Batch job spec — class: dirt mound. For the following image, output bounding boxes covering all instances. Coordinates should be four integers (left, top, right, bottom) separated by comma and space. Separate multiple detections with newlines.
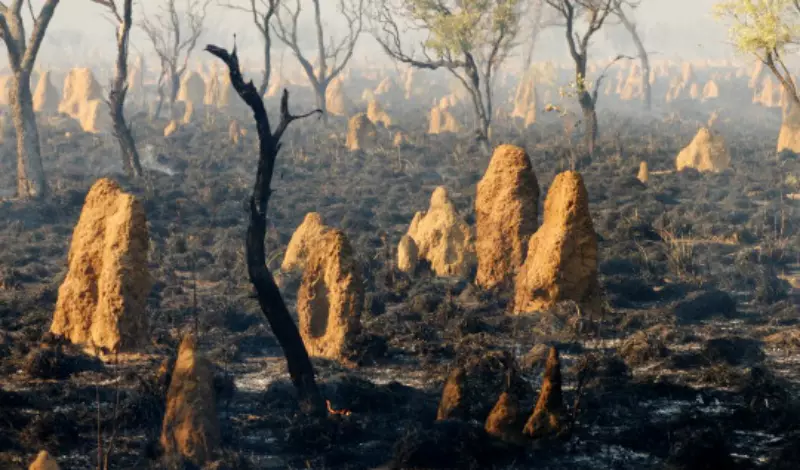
58, 68, 103, 118
28, 450, 59, 470
281, 212, 332, 273
511, 71, 538, 126
78, 99, 111, 134
637, 161, 649, 184
396, 234, 419, 275
177, 71, 206, 105
228, 119, 243, 145
161, 335, 220, 467
523, 347, 566, 439
326, 77, 351, 116
367, 99, 392, 127
475, 144, 540, 290
346, 112, 378, 151
374, 76, 395, 95
406, 186, 475, 277
437, 350, 529, 423
702, 80, 719, 101
297, 230, 363, 360
164, 120, 179, 137
671, 288, 736, 324
50, 178, 151, 352
428, 105, 462, 134
675, 127, 731, 172
33, 72, 59, 114
514, 171, 599, 315
778, 105, 800, 154
484, 390, 526, 445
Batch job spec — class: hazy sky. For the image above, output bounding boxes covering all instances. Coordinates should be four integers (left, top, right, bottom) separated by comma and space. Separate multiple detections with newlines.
25, 0, 741, 71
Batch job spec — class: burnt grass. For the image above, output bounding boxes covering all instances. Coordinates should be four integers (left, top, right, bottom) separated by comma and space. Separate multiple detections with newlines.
0, 94, 799, 470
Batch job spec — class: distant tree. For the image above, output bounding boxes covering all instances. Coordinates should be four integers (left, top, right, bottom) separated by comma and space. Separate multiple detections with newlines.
218, 0, 280, 96
371, 0, 523, 149
92, 0, 144, 178
274, 0, 365, 119
0, 0, 61, 199
612, 0, 651, 110
545, 0, 614, 156
713, 0, 800, 107
140, 0, 211, 119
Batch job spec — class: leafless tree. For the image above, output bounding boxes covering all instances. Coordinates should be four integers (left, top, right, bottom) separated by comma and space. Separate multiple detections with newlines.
91, 0, 143, 178
612, 0, 650, 111
545, 0, 614, 156
0, 0, 60, 199
274, 0, 364, 118
219, 0, 280, 96
205, 41, 325, 416
140, 0, 210, 119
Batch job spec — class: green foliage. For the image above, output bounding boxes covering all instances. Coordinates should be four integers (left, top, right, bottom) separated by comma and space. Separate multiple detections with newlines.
404, 0, 521, 58
713, 0, 800, 59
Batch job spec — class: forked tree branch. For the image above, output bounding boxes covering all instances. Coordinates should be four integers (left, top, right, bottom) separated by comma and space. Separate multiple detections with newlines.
205, 42, 325, 417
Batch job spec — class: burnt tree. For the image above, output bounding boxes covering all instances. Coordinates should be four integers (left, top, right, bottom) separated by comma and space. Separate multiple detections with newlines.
0, 0, 61, 199
205, 42, 325, 416
92, 0, 143, 178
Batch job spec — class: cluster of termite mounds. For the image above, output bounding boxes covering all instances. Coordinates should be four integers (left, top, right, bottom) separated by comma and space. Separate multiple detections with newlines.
28, 177, 221, 467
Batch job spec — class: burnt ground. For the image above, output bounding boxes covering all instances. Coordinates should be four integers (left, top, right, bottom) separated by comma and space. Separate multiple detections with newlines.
0, 95, 799, 470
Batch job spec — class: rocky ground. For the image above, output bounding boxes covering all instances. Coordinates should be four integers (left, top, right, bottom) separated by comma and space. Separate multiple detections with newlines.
0, 96, 799, 469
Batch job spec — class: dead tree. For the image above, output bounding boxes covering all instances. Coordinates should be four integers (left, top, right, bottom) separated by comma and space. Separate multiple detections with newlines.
140, 0, 210, 119
92, 0, 143, 178
612, 1, 650, 111
219, 0, 280, 97
274, 0, 364, 118
545, 0, 613, 156
0, 0, 60, 199
205, 42, 325, 416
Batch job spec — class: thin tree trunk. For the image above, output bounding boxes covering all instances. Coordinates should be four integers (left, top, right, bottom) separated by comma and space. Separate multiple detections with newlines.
315, 84, 328, 122
579, 90, 598, 155
617, 10, 651, 111
258, 31, 272, 97
109, 0, 143, 179
206, 44, 325, 416
12, 75, 46, 199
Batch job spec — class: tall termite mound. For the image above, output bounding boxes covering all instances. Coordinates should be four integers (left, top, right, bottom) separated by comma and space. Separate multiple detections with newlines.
778, 105, 800, 154
58, 67, 103, 118
161, 335, 220, 467
29, 451, 59, 470
281, 212, 332, 273
50, 178, 151, 352
326, 77, 352, 116
346, 112, 378, 151
58, 68, 109, 133
33, 71, 59, 114
513, 171, 599, 315
523, 347, 566, 439
475, 145, 540, 290
177, 71, 206, 123
675, 127, 731, 172
406, 186, 475, 277
297, 230, 363, 360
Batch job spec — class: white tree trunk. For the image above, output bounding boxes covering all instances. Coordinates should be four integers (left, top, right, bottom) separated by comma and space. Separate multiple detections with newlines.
11, 74, 46, 198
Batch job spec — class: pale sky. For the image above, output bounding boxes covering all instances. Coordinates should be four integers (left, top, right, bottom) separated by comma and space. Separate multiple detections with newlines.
18, 0, 740, 73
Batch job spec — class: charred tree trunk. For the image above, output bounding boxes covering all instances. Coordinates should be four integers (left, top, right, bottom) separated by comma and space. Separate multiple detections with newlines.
108, 0, 143, 178
579, 90, 598, 155
11, 74, 46, 198
258, 30, 272, 97
168, 70, 180, 119
617, 9, 651, 111
206, 43, 325, 416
